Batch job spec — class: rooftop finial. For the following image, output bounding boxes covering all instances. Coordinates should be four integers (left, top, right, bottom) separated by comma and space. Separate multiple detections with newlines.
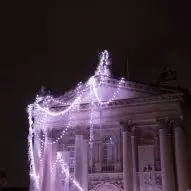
158, 68, 178, 87
95, 50, 112, 77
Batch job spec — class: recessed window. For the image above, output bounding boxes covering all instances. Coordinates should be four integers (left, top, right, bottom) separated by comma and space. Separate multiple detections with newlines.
103, 137, 114, 163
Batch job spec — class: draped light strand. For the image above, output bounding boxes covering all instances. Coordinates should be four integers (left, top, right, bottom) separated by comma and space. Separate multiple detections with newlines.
28, 50, 126, 190
57, 154, 83, 191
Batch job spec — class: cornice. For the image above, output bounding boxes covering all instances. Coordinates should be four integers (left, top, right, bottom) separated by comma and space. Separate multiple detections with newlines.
54, 76, 180, 103
49, 92, 184, 113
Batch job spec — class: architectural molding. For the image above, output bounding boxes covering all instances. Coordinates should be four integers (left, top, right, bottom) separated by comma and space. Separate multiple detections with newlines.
46, 93, 184, 113
89, 173, 123, 191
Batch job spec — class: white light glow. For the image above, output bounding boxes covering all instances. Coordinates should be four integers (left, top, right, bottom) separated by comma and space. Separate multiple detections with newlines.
27, 50, 125, 190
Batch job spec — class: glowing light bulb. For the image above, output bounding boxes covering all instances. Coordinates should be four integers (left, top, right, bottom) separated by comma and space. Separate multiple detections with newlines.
27, 50, 126, 190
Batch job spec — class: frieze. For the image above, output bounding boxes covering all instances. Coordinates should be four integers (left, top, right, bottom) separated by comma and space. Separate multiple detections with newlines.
137, 171, 162, 188
50, 76, 180, 104
46, 93, 184, 113
89, 172, 123, 191
89, 172, 123, 181
89, 182, 123, 191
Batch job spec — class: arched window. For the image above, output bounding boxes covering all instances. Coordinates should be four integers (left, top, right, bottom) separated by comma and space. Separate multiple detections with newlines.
103, 137, 114, 163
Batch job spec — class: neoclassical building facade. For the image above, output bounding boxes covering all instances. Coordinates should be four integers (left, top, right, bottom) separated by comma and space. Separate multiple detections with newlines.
28, 51, 191, 191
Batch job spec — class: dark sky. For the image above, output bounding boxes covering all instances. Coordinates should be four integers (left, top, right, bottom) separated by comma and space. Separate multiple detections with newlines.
0, 0, 191, 187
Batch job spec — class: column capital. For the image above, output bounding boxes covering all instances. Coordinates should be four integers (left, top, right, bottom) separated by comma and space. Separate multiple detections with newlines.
156, 117, 172, 128
156, 117, 176, 135
120, 120, 134, 132
172, 119, 184, 127
157, 117, 183, 127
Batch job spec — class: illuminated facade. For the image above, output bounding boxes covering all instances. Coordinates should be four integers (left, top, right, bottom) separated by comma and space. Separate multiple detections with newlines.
28, 50, 191, 191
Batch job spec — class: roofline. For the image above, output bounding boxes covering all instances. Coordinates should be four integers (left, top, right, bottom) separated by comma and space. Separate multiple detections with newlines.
49, 92, 184, 112
54, 76, 181, 101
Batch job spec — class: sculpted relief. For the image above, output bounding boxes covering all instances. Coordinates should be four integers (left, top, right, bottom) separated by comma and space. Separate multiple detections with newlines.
93, 183, 121, 191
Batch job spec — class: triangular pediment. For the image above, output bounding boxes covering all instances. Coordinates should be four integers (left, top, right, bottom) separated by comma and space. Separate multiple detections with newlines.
41, 50, 181, 107
57, 76, 180, 105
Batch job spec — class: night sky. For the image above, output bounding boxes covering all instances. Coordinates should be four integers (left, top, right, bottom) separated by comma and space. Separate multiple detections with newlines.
1, 0, 191, 187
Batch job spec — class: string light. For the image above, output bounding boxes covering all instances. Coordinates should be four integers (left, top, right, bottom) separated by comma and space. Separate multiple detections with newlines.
57, 153, 83, 191
46, 113, 73, 145
28, 105, 40, 190
95, 50, 111, 77
28, 50, 127, 190
89, 81, 94, 147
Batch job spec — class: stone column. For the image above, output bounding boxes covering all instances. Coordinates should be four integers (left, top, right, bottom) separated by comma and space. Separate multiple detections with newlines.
74, 134, 84, 190
174, 126, 190, 191
159, 126, 175, 191
30, 130, 44, 191
56, 150, 70, 191
63, 151, 70, 191
49, 139, 58, 191
131, 132, 137, 191
83, 139, 89, 191
33, 134, 41, 173
122, 124, 134, 191
39, 133, 46, 191
41, 137, 55, 191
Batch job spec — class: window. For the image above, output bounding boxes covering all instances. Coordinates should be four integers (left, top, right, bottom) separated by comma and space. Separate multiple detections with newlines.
103, 137, 114, 163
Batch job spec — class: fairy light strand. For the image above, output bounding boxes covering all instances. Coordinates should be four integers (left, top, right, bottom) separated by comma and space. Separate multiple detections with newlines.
27, 50, 126, 190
